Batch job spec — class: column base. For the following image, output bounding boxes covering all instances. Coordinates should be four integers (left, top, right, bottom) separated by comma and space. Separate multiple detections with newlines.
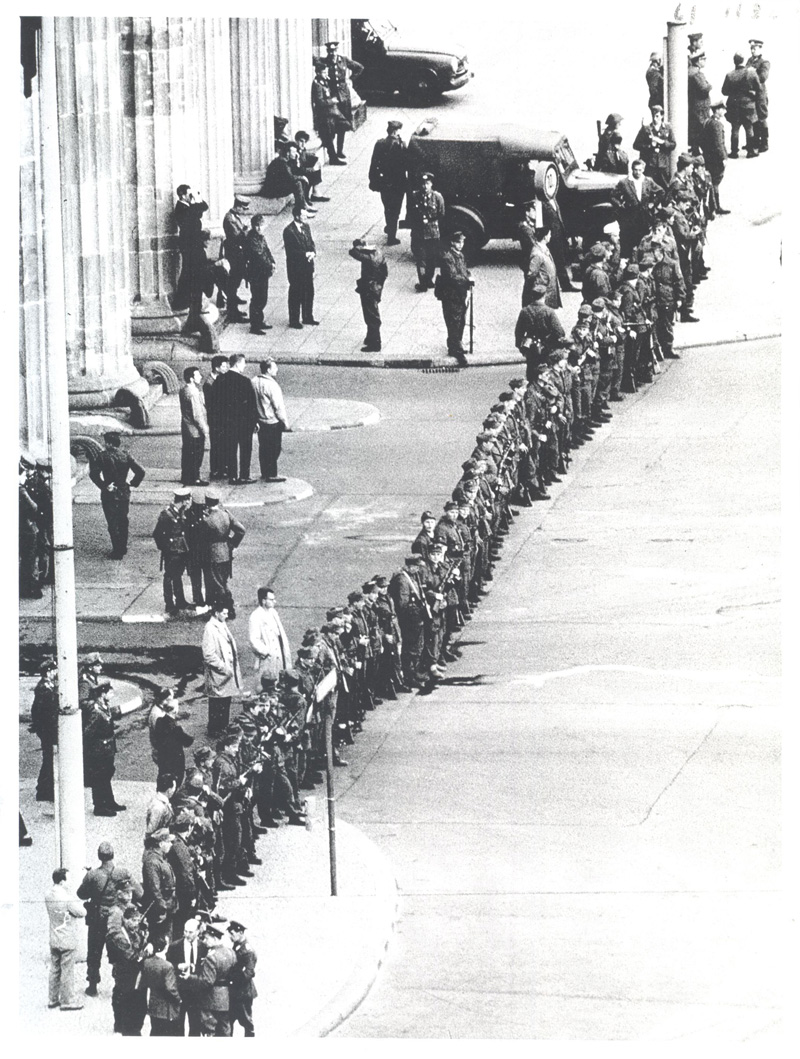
68, 370, 150, 411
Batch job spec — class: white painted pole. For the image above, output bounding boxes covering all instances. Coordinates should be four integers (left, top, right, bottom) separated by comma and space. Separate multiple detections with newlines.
666, 20, 688, 177
40, 17, 86, 881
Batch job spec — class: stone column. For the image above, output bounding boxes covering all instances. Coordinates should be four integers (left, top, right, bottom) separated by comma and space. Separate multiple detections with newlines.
230, 18, 276, 195
54, 17, 148, 409
191, 18, 234, 231
270, 19, 313, 138
19, 44, 50, 458
312, 18, 351, 59
121, 17, 233, 341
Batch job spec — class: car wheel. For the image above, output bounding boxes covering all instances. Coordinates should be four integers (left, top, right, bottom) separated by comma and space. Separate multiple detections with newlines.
404, 73, 437, 105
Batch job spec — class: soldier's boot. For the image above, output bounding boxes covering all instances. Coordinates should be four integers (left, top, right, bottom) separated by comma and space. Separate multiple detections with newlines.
760, 126, 769, 152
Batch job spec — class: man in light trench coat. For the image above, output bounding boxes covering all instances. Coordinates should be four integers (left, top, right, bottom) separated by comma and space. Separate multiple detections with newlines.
202, 601, 243, 735
247, 586, 292, 692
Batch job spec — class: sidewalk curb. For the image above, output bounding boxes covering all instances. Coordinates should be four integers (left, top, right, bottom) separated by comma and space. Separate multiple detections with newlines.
293, 819, 399, 1038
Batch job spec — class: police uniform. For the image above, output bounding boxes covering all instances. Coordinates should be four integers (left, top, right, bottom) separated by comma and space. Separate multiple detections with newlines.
185, 928, 237, 1036
82, 685, 123, 815
30, 662, 58, 801
722, 56, 760, 157
228, 923, 257, 1036
88, 433, 145, 558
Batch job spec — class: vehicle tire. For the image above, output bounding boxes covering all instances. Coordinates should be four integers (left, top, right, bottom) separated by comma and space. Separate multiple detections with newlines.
531, 161, 560, 201
444, 205, 488, 259
403, 72, 438, 105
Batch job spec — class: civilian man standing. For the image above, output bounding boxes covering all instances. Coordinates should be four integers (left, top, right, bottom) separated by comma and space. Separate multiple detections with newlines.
202, 601, 243, 736
203, 355, 229, 480
368, 119, 408, 245
88, 431, 145, 559
179, 367, 209, 486
213, 354, 257, 483
45, 867, 86, 1011
252, 359, 289, 481
611, 158, 662, 257
248, 586, 292, 691
283, 206, 318, 329
244, 214, 275, 335
174, 184, 208, 312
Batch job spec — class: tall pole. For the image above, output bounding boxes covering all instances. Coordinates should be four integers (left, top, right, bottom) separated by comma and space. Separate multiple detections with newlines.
40, 17, 86, 881
324, 713, 338, 896
666, 19, 688, 178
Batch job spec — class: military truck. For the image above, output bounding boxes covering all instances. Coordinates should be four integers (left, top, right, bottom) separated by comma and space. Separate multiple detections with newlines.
405, 118, 626, 253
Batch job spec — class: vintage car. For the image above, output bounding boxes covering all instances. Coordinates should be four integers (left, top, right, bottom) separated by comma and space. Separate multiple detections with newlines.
350, 18, 472, 100
406, 118, 627, 253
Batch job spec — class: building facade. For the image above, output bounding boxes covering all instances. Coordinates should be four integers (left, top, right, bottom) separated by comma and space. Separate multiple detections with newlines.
19, 16, 352, 459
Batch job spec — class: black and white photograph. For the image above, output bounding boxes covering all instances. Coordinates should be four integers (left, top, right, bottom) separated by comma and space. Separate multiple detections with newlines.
9, 1, 791, 1043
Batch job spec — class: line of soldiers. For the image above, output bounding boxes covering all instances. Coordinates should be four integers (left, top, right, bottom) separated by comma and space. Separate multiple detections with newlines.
78, 832, 257, 1036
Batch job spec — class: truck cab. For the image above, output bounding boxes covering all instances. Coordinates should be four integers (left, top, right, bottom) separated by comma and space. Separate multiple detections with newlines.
407, 118, 625, 253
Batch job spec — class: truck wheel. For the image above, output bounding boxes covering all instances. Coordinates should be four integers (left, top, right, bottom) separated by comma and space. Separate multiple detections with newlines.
445, 205, 488, 259
533, 162, 560, 201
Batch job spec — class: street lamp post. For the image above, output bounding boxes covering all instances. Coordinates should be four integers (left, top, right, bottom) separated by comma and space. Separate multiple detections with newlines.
40, 17, 86, 880
666, 19, 688, 177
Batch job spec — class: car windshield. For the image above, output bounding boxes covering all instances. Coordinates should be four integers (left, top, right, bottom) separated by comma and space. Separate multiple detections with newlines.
554, 140, 578, 176
368, 20, 397, 42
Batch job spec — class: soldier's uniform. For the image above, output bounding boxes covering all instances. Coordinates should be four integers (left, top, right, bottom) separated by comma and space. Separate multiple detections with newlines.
515, 290, 566, 381
19, 472, 42, 598
222, 198, 250, 321
408, 177, 445, 291
105, 907, 148, 1035
184, 498, 208, 607
30, 663, 58, 801
368, 122, 408, 243
349, 241, 388, 352
722, 59, 760, 157
153, 490, 191, 614
747, 43, 770, 152
388, 559, 427, 686
184, 928, 238, 1036
141, 832, 177, 939
82, 687, 123, 814
78, 848, 143, 995
228, 924, 258, 1036
88, 433, 145, 559
202, 496, 246, 614
436, 237, 472, 361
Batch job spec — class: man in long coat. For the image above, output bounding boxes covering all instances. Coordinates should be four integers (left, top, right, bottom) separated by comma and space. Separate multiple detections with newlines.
83, 682, 125, 816
248, 586, 292, 692
202, 601, 243, 735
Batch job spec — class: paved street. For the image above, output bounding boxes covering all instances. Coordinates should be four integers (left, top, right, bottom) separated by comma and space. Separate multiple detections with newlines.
331, 337, 781, 1039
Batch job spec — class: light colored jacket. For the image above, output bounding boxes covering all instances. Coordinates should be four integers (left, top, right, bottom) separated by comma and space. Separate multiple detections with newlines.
179, 381, 208, 439
252, 373, 288, 427
202, 616, 243, 697
248, 605, 292, 685
45, 881, 86, 950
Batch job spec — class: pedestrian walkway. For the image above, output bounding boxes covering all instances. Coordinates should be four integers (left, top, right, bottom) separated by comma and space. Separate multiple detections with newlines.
213, 106, 781, 368
19, 779, 398, 1037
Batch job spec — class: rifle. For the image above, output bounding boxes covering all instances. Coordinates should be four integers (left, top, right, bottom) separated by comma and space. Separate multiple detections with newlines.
469, 284, 474, 356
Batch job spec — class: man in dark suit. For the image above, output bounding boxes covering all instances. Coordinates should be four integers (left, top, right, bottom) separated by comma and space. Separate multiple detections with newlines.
369, 120, 408, 244
88, 431, 145, 559
283, 206, 319, 328
142, 934, 183, 1035
227, 921, 257, 1036
167, 916, 205, 1036
203, 356, 228, 481
212, 354, 257, 483
611, 158, 662, 256
700, 101, 730, 216
173, 184, 208, 312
